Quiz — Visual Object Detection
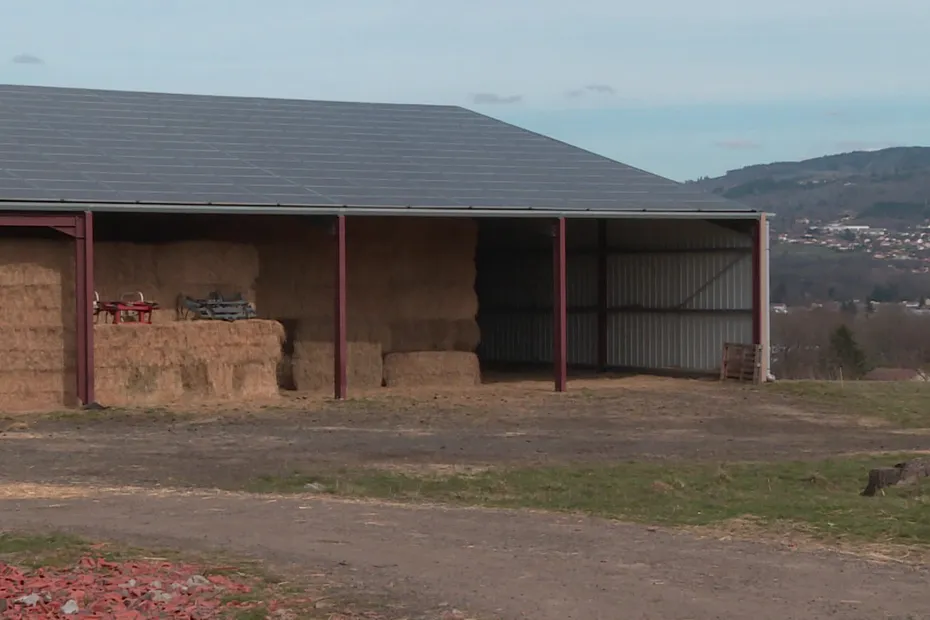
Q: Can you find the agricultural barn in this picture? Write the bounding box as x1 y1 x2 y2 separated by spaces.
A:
0 85 770 411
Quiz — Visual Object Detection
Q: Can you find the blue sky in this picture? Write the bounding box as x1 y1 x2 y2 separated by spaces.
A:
2 0 929 180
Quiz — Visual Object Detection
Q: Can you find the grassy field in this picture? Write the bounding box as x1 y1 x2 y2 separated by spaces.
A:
764 381 930 427
249 454 930 547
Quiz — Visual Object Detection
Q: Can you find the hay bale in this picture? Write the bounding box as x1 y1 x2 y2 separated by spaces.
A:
95 240 259 323
0 368 76 411
292 341 383 392
254 218 479 351
93 320 283 406
386 319 480 353
0 239 75 410
383 351 481 388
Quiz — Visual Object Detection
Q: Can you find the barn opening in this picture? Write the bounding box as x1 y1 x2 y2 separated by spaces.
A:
474 216 766 381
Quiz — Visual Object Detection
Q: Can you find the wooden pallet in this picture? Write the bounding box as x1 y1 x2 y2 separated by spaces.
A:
719 342 763 384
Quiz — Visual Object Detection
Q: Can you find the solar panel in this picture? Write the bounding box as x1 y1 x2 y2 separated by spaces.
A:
0 84 747 212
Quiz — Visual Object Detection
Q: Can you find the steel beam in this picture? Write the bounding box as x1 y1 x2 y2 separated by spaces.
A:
552 217 567 392
81 211 95 404
0 214 79 230
333 215 348 400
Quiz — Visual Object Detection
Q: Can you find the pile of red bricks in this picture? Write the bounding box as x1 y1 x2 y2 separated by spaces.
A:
0 555 279 618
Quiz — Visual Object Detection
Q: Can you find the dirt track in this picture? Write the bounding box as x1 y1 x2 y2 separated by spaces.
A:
1 490 928 620
2 377 929 619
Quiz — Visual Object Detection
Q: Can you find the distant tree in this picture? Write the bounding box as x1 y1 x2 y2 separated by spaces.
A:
869 283 900 303
829 324 868 379
771 281 788 304
840 300 858 316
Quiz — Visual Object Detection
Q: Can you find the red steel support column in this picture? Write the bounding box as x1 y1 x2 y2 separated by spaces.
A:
74 211 95 405
596 219 608 372
553 217 567 392
333 215 348 400
751 217 763 346
74 216 86 406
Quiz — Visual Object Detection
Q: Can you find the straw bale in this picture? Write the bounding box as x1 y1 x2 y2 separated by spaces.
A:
254 221 333 320
95 366 184 406
383 351 481 388
386 319 480 353
94 241 259 323
0 239 71 287
0 370 76 411
292 341 383 392
0 239 73 332
254 218 479 345
93 320 283 406
294 317 388 345
154 241 259 298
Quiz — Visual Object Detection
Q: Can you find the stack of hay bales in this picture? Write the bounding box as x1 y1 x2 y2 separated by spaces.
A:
95 241 259 321
373 218 482 388
256 217 482 391
0 239 76 411
94 320 283 406
290 319 384 392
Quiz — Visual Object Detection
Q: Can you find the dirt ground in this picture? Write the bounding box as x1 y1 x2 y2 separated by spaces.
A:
0 376 926 490
2 375 930 619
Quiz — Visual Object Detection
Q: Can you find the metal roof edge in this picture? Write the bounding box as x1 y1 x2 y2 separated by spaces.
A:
0 201 764 219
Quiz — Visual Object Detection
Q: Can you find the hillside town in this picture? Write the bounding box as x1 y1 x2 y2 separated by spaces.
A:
776 219 930 271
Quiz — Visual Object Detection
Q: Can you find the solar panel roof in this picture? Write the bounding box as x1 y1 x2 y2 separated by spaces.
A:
0 84 749 213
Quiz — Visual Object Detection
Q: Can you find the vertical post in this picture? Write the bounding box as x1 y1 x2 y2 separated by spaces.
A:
74 211 95 406
596 219 608 372
333 214 348 400
751 215 763 347
83 211 95 405
758 213 770 379
553 217 567 392
74 215 87 406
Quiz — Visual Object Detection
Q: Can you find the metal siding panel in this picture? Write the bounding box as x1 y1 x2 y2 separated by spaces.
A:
477 254 550 308
479 312 551 363
608 251 751 310
568 254 597 307
608 313 752 371
568 312 597 365
603 219 754 371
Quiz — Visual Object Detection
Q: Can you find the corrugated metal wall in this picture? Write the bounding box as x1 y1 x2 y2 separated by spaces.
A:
477 218 755 373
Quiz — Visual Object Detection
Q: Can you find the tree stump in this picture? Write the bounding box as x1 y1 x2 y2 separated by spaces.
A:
861 458 930 496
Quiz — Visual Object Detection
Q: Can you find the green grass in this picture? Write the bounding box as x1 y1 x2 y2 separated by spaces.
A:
765 381 930 427
0 533 93 568
248 455 930 546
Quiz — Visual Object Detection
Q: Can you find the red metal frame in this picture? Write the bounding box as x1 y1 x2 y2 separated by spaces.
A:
553 217 567 392
0 211 95 406
751 216 763 346
596 219 608 372
333 215 348 400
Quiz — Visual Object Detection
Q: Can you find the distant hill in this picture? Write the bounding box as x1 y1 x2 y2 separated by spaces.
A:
689 146 930 232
